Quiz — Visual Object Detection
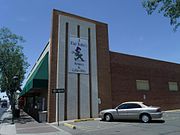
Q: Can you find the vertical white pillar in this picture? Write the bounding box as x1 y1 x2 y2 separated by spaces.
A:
90 26 99 117
57 15 99 120
67 22 78 120
80 26 90 118
56 17 66 121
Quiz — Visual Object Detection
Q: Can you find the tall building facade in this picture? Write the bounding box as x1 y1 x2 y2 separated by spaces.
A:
47 10 111 122
21 9 180 123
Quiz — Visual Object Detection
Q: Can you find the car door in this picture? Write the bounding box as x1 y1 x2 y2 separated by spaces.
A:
116 104 129 120
125 103 142 119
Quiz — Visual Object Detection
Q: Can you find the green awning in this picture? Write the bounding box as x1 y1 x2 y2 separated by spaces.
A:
20 53 49 97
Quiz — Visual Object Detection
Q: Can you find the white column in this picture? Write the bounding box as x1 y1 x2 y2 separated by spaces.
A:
56 16 66 121
90 26 99 117
67 21 78 120
67 74 78 120
80 26 90 118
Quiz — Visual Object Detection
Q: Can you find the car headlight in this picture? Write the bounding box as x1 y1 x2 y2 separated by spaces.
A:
99 111 105 115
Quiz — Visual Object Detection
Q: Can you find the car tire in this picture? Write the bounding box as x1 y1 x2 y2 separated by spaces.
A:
105 114 113 122
140 114 151 123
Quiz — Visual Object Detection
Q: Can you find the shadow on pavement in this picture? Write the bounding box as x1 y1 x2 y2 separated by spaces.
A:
151 120 165 123
101 119 165 124
1 110 37 124
16 115 36 124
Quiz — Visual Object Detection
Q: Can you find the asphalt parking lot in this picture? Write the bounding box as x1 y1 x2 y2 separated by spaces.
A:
55 110 180 135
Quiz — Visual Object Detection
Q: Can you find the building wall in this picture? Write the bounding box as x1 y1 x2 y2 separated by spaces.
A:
27 10 180 123
110 52 180 110
47 10 59 123
48 10 112 122
56 14 98 121
96 23 112 111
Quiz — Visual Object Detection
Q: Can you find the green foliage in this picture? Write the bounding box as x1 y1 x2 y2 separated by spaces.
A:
142 0 180 31
0 27 29 98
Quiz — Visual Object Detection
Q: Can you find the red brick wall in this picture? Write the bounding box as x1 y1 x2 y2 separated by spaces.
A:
110 52 180 110
47 10 59 122
96 23 112 111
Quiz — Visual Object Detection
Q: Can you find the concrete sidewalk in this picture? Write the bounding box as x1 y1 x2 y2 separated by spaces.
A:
0 109 16 135
0 109 71 135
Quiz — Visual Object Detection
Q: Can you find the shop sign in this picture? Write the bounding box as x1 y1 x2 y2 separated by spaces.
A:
68 37 89 74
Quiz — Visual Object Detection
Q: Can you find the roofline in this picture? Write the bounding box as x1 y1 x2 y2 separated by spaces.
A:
53 9 108 25
110 51 180 66
26 41 50 80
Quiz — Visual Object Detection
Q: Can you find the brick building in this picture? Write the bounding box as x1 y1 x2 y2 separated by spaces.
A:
110 52 180 110
20 9 180 123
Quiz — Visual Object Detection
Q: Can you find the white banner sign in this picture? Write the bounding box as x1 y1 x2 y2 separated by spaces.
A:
68 37 89 74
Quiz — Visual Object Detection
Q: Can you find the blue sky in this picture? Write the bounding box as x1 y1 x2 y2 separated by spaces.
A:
0 0 180 82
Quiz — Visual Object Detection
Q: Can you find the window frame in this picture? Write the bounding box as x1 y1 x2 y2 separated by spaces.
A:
168 82 179 92
136 80 150 91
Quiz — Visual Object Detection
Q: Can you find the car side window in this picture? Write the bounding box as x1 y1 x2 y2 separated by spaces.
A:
118 103 142 109
128 103 142 109
118 104 128 109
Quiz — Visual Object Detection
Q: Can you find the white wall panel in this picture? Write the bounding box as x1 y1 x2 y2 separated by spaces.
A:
56 16 66 121
79 25 90 118
66 20 78 120
90 26 99 117
67 73 78 119
57 14 98 120
80 74 90 118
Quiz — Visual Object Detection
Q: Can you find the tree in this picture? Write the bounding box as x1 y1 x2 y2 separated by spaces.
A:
142 0 180 31
0 27 29 122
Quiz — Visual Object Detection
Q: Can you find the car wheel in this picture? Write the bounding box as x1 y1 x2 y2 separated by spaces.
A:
105 114 113 122
140 114 151 123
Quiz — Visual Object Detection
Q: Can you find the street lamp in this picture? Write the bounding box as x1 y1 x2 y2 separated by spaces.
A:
13 76 18 84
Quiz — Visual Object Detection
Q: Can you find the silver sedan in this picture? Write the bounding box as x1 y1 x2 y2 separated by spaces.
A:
99 102 163 123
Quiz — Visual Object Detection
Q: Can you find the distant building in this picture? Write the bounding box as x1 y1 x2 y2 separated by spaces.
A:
20 9 180 123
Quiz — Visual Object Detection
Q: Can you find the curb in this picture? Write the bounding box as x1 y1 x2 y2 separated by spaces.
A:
63 123 76 129
73 118 95 123
165 109 180 113
63 118 99 129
